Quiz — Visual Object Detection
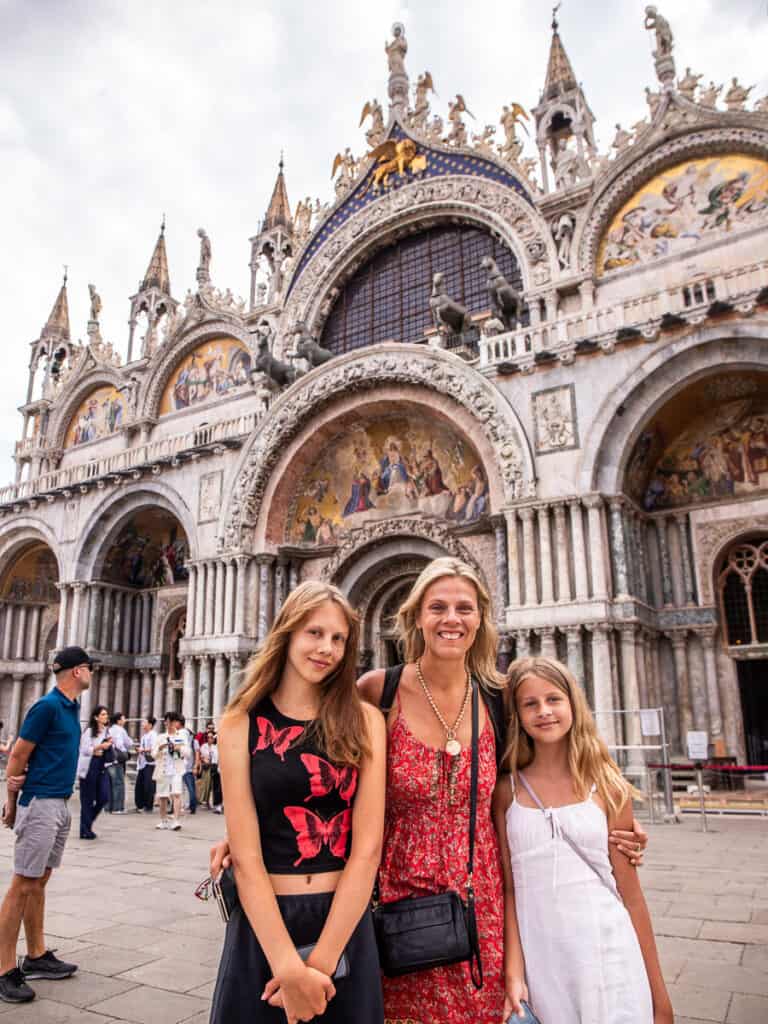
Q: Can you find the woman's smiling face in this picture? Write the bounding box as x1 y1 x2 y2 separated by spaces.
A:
416 576 481 663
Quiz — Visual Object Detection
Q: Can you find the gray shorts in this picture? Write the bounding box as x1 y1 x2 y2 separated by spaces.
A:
13 798 72 878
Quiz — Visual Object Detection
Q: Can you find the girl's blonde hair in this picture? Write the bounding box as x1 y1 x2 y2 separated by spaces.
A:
503 655 637 818
396 557 502 689
225 580 369 765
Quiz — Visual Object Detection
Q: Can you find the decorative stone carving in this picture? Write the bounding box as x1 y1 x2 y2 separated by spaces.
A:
724 78 754 113
532 385 578 455
320 517 482 584
197 228 212 285
677 67 702 101
645 87 662 119
498 103 529 164
199 470 223 524
359 99 385 148
481 256 519 328
698 82 722 109
693 515 768 604
552 212 576 269
644 5 675 84
612 124 633 155
221 346 534 552
472 124 497 157
331 148 359 198
409 71 435 133
446 95 473 148
704 376 758 402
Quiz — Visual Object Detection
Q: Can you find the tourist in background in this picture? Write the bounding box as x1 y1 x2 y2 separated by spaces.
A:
179 714 199 814
77 705 113 840
106 712 132 814
199 726 222 813
152 711 188 830
134 717 157 813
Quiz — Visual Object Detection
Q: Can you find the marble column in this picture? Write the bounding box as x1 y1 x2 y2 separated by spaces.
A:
26 605 41 661
121 592 133 652
197 655 212 722
228 654 243 702
553 503 571 602
609 499 629 598
497 635 513 674
590 624 616 746
87 585 103 649
140 670 153 719
194 562 206 636
204 561 216 637
503 509 521 607
214 561 225 636
31 675 45 703
569 500 589 600
128 670 141 722
213 654 228 720
635 516 651 605
288 563 299 592
99 669 113 707
132 595 143 653
519 508 538 606
153 671 165 722
8 675 24 737
113 669 127 715
14 606 28 660
538 626 557 658
181 657 197 721
236 556 250 636
698 628 723 741
492 516 508 621
515 629 531 659
643 632 658 707
101 588 114 653
635 630 649 707
669 632 692 742
273 562 286 620
224 560 236 634
654 517 673 606
585 496 608 599
69 583 85 645
56 584 69 648
618 626 642 761
538 506 554 604
187 564 198 637
1 604 13 658
564 626 584 688
256 558 271 641
141 593 152 653
675 514 696 604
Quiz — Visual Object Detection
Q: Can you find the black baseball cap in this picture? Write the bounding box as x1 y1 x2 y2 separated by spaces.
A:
52 646 95 673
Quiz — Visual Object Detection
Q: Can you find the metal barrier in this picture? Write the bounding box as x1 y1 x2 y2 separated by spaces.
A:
593 707 675 822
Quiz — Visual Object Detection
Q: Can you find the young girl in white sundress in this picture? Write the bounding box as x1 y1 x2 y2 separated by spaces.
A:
492 657 673 1024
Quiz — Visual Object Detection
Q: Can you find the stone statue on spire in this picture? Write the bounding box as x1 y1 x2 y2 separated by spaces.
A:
88 284 102 325
644 6 675 85
386 23 409 121
197 228 212 286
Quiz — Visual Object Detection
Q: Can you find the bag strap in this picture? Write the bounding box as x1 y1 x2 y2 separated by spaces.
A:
484 688 506 770
517 773 619 900
379 664 405 715
466 680 483 990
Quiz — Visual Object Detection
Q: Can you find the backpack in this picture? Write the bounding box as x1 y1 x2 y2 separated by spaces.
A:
379 664 507 770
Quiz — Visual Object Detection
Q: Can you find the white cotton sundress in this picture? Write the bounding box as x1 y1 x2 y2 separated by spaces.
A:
505 772 653 1024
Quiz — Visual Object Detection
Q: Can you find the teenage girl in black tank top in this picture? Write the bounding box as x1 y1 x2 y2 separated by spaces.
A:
210 581 386 1024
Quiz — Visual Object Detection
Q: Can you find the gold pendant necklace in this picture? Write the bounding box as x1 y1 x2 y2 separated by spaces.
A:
416 659 471 757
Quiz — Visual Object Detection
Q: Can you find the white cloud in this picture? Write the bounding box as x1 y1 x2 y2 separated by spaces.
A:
1 0 766 482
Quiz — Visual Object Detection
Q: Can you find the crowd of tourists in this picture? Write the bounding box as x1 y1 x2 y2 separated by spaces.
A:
0 557 674 1022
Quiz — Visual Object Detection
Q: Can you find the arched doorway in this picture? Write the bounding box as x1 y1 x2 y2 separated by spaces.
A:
718 537 768 765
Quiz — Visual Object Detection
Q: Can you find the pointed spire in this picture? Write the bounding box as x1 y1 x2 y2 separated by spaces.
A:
41 269 70 341
543 5 578 100
141 219 171 293
263 154 292 231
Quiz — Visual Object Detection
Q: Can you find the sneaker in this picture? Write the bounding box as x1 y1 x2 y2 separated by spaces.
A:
0 967 35 1002
170 820 182 831
20 950 77 980
155 820 169 830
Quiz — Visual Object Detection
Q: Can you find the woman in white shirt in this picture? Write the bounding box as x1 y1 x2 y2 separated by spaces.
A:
134 717 157 812
107 712 133 814
77 706 113 839
199 728 222 813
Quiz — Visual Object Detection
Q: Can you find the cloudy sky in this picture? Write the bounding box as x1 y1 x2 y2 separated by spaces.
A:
1 0 765 482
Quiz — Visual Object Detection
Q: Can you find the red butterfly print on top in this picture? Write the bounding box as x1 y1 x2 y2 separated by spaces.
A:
252 718 304 762
300 754 358 805
283 807 352 867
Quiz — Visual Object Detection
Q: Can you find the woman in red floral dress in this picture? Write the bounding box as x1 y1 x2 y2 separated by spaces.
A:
359 557 505 1024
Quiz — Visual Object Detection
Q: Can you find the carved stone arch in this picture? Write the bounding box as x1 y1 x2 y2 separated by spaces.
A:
577 123 768 275
154 592 188 661
579 323 768 495
349 552 428 663
277 176 557 352
0 518 62 582
536 101 580 144
220 344 537 553
142 317 253 420
48 367 127 452
695 515 768 606
72 482 198 581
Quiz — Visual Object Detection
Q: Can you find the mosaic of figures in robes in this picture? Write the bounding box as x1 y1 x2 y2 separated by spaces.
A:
102 512 190 587
1 543 59 603
64 385 126 448
627 384 768 511
288 417 489 545
597 153 768 275
160 337 252 415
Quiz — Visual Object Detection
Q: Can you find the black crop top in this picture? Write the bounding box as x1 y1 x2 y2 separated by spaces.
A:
249 697 358 874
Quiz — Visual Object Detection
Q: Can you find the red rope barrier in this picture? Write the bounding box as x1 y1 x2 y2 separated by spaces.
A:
648 763 768 772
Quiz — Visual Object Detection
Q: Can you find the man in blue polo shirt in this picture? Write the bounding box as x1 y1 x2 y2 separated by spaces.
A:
0 646 93 1003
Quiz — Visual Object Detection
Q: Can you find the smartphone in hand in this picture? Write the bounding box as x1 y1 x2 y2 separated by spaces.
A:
507 1003 541 1024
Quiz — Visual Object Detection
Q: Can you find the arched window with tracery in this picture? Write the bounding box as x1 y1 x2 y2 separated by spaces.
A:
718 540 768 647
320 224 525 356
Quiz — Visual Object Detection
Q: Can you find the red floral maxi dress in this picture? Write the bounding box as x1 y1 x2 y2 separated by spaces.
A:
379 694 505 1024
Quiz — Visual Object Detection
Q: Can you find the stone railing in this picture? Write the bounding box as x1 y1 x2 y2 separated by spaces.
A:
0 411 258 506
479 258 768 369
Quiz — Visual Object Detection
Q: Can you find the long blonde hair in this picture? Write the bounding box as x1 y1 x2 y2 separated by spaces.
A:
503 656 637 817
225 581 369 765
396 557 502 689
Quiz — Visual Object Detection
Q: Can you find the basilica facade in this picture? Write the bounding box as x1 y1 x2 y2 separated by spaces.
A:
2 13 767 767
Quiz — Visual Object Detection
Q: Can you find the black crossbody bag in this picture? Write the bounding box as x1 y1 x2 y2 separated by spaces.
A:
372 669 483 989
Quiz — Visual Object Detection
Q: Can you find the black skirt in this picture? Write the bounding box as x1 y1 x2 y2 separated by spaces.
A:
210 891 384 1023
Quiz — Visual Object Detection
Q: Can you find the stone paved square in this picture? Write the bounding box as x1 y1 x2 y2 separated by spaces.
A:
0 796 766 1022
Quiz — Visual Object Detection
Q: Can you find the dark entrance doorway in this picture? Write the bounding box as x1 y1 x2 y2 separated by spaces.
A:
737 660 768 765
